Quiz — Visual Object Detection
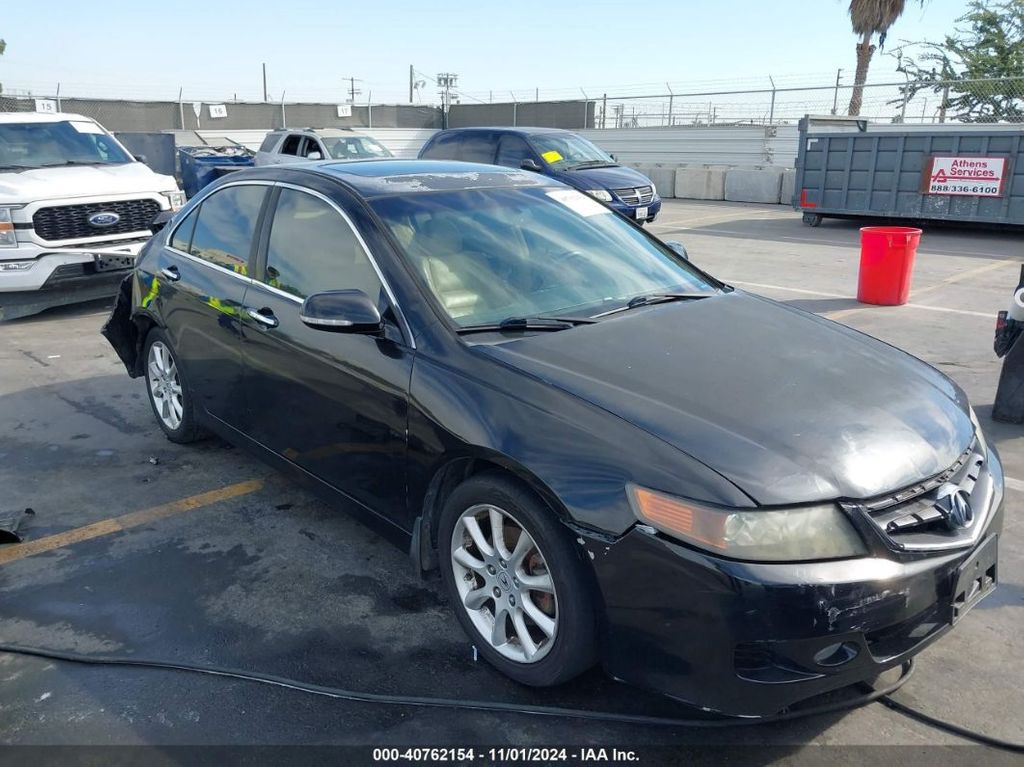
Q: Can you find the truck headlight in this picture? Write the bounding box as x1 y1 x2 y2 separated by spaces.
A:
650 182 658 197
161 190 187 211
586 189 613 202
0 208 17 248
629 484 867 562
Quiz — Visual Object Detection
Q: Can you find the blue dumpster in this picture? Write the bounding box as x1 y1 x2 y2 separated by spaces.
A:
178 146 254 198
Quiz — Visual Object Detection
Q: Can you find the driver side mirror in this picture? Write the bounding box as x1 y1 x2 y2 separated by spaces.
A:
300 289 383 334
665 241 689 261
306 151 323 160
520 158 542 172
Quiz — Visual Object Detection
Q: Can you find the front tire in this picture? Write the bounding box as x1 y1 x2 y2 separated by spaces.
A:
439 471 598 687
143 328 203 444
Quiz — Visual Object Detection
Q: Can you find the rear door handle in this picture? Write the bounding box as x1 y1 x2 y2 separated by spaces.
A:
160 266 180 282
246 306 279 329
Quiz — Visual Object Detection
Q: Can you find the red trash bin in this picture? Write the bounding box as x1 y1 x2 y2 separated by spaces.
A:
857 226 922 306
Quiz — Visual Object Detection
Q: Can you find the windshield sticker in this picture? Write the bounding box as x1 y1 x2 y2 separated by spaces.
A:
69 121 105 135
541 150 563 163
545 188 611 217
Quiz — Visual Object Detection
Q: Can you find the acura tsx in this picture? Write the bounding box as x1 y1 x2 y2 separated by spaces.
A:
102 160 1002 716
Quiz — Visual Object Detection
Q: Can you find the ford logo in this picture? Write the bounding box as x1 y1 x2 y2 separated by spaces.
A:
88 211 121 228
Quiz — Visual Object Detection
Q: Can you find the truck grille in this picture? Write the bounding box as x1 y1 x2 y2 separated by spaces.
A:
33 199 161 242
612 186 655 206
841 437 992 551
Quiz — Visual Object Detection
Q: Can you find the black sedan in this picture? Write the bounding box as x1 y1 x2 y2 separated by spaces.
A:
103 160 1003 716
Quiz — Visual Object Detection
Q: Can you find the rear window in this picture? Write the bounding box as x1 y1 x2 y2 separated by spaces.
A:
421 133 461 160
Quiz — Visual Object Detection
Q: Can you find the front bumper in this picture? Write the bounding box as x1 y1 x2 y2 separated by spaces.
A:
610 196 662 223
0 239 149 293
588 450 1004 717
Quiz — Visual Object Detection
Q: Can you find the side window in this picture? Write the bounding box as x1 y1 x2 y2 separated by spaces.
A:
170 207 198 252
280 134 302 156
264 189 383 302
495 135 533 168
258 134 279 152
188 185 265 274
457 133 496 163
421 132 461 160
301 138 323 158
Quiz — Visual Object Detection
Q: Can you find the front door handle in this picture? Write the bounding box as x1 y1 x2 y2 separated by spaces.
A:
246 306 279 329
160 265 181 282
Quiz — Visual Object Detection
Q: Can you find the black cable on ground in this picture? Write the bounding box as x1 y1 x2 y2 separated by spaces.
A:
0 643 1019 751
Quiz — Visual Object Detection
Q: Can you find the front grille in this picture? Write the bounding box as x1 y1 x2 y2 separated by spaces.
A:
33 199 161 242
612 185 654 206
841 437 991 551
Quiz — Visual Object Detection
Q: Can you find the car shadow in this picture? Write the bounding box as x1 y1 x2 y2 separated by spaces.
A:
0 373 856 750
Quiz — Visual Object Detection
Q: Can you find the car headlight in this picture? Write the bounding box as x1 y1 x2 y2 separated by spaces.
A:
628 484 867 562
0 208 17 248
586 189 613 202
161 190 187 212
650 182 658 197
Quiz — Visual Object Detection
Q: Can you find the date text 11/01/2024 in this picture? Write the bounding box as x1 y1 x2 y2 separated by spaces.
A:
372 747 640 762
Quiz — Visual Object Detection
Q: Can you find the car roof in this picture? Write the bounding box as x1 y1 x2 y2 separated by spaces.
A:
0 112 97 124
269 127 370 138
435 126 572 137
234 159 555 197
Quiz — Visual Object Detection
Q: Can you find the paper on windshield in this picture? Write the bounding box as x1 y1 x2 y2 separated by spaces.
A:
69 121 105 134
541 150 562 163
545 189 611 217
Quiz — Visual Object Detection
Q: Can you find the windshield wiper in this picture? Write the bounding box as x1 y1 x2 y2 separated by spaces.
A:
567 160 617 170
598 292 716 317
0 164 35 172
457 315 597 335
39 160 112 167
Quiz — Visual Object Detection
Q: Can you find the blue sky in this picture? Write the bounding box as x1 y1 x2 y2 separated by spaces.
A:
1 0 970 103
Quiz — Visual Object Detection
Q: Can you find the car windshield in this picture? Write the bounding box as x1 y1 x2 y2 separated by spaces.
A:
371 186 718 327
0 120 132 168
322 136 393 160
529 133 616 170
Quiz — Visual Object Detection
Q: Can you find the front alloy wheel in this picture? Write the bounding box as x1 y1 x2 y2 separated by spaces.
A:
451 503 559 663
439 472 598 687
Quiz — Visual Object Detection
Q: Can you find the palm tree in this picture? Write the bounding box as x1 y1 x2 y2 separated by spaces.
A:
847 0 911 115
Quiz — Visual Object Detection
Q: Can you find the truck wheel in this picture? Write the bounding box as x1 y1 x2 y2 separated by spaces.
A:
802 212 823 227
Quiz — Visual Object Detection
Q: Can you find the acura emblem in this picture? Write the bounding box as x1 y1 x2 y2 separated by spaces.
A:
934 483 974 529
88 211 121 228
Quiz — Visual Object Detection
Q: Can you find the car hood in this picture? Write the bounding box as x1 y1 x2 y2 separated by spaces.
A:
553 164 654 192
0 163 178 205
477 292 973 505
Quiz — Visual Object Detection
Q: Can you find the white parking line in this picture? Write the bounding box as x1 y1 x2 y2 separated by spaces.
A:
1004 476 1024 493
730 280 993 318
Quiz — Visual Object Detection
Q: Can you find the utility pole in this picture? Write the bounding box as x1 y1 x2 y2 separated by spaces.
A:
262 63 268 102
831 68 843 115
437 72 458 128
409 65 414 103
344 76 363 104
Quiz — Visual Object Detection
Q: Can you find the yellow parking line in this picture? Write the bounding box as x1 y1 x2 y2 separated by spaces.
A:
0 479 264 566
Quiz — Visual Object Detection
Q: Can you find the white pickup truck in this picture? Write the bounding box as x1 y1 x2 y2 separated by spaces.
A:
0 112 185 320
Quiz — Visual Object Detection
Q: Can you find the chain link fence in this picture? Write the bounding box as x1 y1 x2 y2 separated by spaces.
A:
1 77 1022 131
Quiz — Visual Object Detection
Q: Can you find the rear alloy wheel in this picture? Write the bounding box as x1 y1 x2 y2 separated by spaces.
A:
440 472 598 686
143 328 203 444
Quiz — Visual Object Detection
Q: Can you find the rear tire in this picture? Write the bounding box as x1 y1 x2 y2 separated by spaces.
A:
439 471 599 687
143 328 204 444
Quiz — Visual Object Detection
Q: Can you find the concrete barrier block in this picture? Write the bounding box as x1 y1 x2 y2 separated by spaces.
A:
779 169 796 206
725 168 783 204
674 168 726 200
645 167 676 198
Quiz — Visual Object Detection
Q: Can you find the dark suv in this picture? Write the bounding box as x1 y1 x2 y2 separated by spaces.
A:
418 127 661 224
